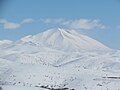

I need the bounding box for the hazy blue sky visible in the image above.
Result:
[0,0,120,50]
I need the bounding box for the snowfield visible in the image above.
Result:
[1,85,43,90]
[0,28,120,90]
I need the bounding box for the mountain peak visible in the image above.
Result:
[20,28,110,52]
[58,28,63,31]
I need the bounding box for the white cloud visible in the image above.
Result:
[69,19,106,30]
[4,22,20,29]
[0,18,33,29]
[21,18,33,24]
[41,18,106,30]
[0,18,106,30]
[41,18,65,24]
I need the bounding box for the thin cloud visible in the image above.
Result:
[41,18,65,24]
[41,18,106,30]
[0,18,106,30]
[69,19,106,30]
[0,18,33,29]
[4,22,21,29]
[21,18,34,24]
[117,25,120,29]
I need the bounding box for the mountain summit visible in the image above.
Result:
[20,28,110,51]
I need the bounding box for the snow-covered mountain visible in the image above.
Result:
[0,40,13,46]
[20,28,110,51]
[0,28,110,64]
[0,28,120,90]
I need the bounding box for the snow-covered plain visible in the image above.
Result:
[0,28,120,90]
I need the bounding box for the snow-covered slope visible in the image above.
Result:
[0,40,12,45]
[20,28,110,51]
[0,28,110,65]
[0,28,120,90]
[0,40,13,48]
[1,51,120,90]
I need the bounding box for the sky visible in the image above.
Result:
[0,0,120,50]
